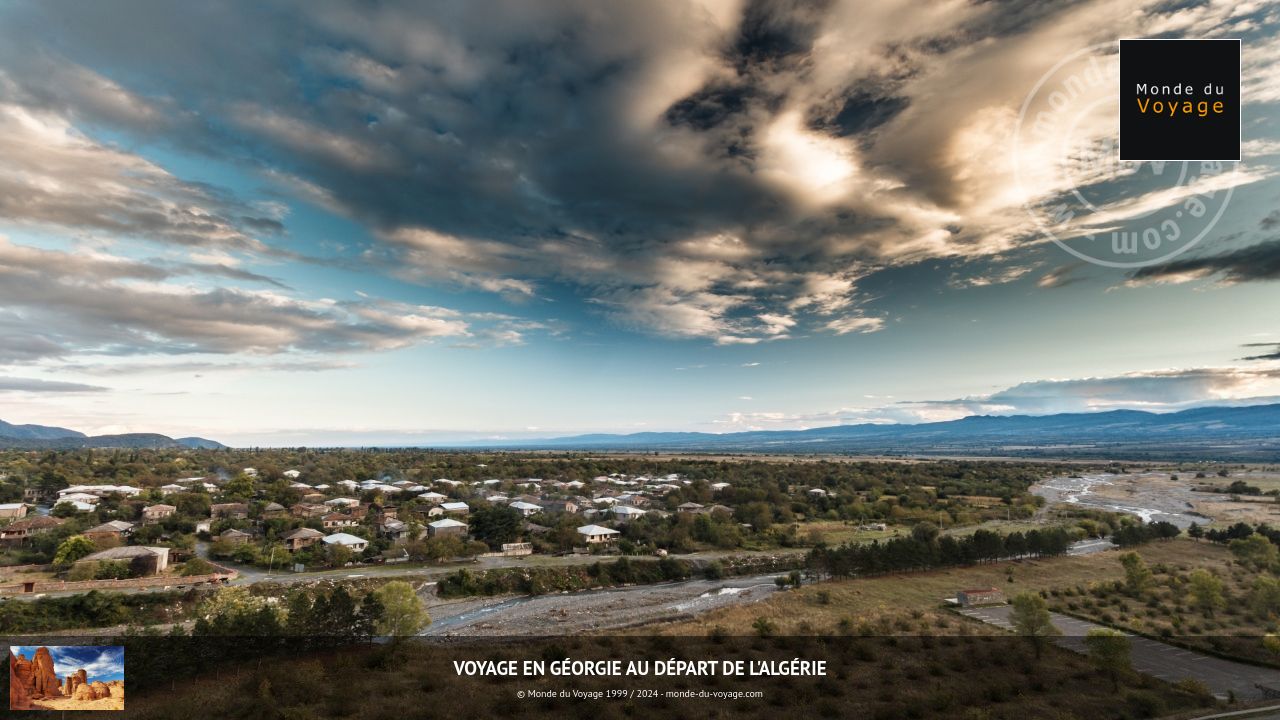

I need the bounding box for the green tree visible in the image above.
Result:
[1230,534,1279,571]
[1084,628,1131,692]
[372,580,431,636]
[1188,569,1225,615]
[1119,552,1153,594]
[1251,576,1280,618]
[53,535,95,567]
[1010,592,1061,660]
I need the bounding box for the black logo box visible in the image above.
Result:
[1119,38,1240,161]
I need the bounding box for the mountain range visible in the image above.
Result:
[0,419,224,450]
[454,403,1280,461]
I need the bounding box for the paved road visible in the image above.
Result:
[1067,537,1115,556]
[960,605,1280,700]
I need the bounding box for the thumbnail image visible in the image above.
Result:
[9,646,124,711]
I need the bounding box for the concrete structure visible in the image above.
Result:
[956,587,1005,607]
[210,502,249,519]
[0,503,28,520]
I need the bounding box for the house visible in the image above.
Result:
[0,515,65,543]
[261,502,287,519]
[808,488,829,497]
[142,504,177,522]
[710,482,731,492]
[542,499,579,514]
[577,524,620,544]
[55,492,100,507]
[282,527,324,552]
[218,528,251,545]
[322,513,357,530]
[956,587,1006,607]
[290,503,327,519]
[78,545,170,575]
[427,518,468,538]
[160,484,185,496]
[0,503,28,520]
[418,492,448,504]
[611,505,647,523]
[83,520,134,544]
[677,502,705,514]
[321,532,369,553]
[441,501,469,516]
[324,497,360,510]
[210,502,249,519]
[380,518,411,543]
[509,501,543,517]
[282,470,302,479]
[59,484,141,498]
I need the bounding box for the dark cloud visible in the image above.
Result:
[1129,239,1280,284]
[1241,343,1280,361]
[0,377,106,393]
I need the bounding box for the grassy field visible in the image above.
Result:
[1043,541,1280,666]
[648,539,1227,637]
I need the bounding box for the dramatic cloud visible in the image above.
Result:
[3,0,1272,347]
[0,238,542,363]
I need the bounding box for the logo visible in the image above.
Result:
[1014,43,1237,268]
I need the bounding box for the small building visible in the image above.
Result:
[677,502,705,514]
[321,532,369,553]
[577,524,620,544]
[83,520,134,544]
[160,483,186,496]
[957,587,1006,607]
[509,501,543,517]
[0,503,28,520]
[0,515,65,543]
[78,545,170,575]
[542,499,579,515]
[218,528,251,545]
[611,505,647,523]
[322,513,357,530]
[291,502,328,519]
[427,518,468,538]
[210,502,249,519]
[142,504,177,522]
[441,501,469,516]
[261,502,288,519]
[282,527,324,552]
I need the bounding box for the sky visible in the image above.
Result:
[0,0,1279,446]
[11,646,125,684]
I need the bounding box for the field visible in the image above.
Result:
[646,540,1228,637]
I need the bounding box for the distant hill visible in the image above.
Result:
[455,403,1280,461]
[0,419,84,441]
[0,420,226,450]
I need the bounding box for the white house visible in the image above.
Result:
[324,497,361,509]
[612,505,647,522]
[441,501,469,515]
[321,532,369,553]
[160,483,185,495]
[283,470,302,479]
[577,524,620,544]
[509,501,543,517]
[419,491,447,504]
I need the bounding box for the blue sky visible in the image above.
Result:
[0,1,1279,446]
[11,646,124,684]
